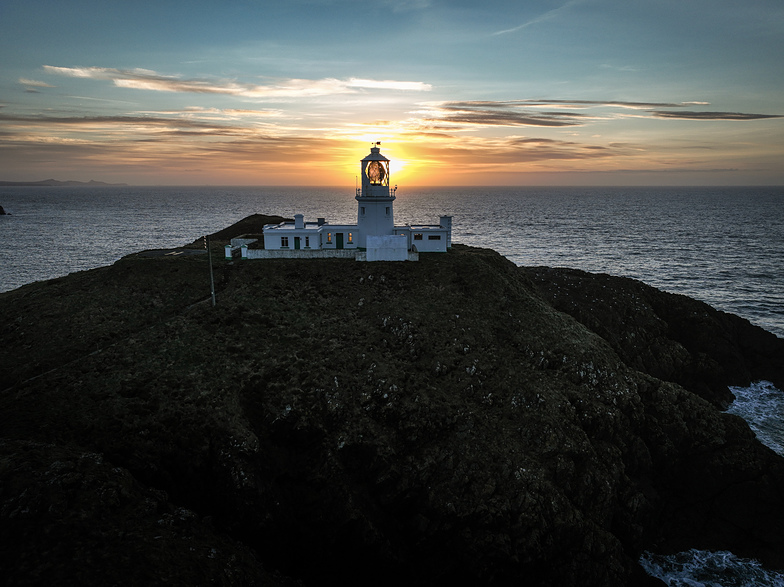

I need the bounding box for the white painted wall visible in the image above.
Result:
[366,234,409,261]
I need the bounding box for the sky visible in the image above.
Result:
[1,0,783,186]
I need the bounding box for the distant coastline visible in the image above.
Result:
[0,179,128,187]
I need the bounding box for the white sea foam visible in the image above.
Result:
[727,381,784,456]
[640,549,784,587]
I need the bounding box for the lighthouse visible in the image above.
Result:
[355,143,395,248]
[257,143,451,260]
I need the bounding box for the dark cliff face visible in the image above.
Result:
[1,242,783,586]
[525,267,784,409]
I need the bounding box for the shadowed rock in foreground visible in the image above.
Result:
[1,232,783,586]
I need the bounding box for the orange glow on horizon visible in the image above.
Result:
[5,123,782,186]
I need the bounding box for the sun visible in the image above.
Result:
[389,157,407,178]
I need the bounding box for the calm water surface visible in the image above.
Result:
[2,185,782,337]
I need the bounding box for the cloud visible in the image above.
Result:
[19,78,55,88]
[346,79,432,91]
[0,112,265,143]
[402,135,631,171]
[503,99,712,109]
[416,99,781,129]
[418,101,593,127]
[380,0,431,12]
[649,111,783,121]
[147,106,285,119]
[0,112,236,129]
[42,65,431,98]
[599,64,639,73]
[493,0,583,36]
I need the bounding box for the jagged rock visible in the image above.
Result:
[525,267,784,409]
[1,241,782,586]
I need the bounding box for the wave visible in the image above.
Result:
[640,549,784,586]
[727,381,784,456]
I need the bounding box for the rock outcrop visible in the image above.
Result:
[525,267,784,409]
[1,240,783,586]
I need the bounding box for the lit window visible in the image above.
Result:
[366,160,387,185]
[414,233,423,240]
[281,236,289,247]
[428,235,441,240]
[348,232,353,244]
[327,232,332,244]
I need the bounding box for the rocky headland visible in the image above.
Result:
[1,215,783,586]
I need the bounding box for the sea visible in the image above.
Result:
[1,184,783,585]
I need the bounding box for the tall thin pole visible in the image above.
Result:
[206,234,216,307]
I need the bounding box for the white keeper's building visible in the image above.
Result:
[255,144,452,262]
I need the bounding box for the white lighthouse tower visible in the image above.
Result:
[355,143,395,248]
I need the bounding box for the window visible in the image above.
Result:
[348,232,353,244]
[428,235,441,240]
[281,236,289,247]
[385,207,390,215]
[327,232,332,244]
[414,233,423,241]
[361,207,365,215]
[305,236,310,247]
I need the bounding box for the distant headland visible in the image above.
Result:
[0,179,128,187]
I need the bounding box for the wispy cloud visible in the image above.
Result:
[380,0,431,12]
[493,0,583,36]
[506,99,711,109]
[347,79,431,91]
[43,66,431,98]
[417,99,781,129]
[420,101,589,127]
[19,78,55,88]
[650,111,783,121]
[0,112,241,130]
[599,64,640,73]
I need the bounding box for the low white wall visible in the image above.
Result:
[245,249,360,260]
